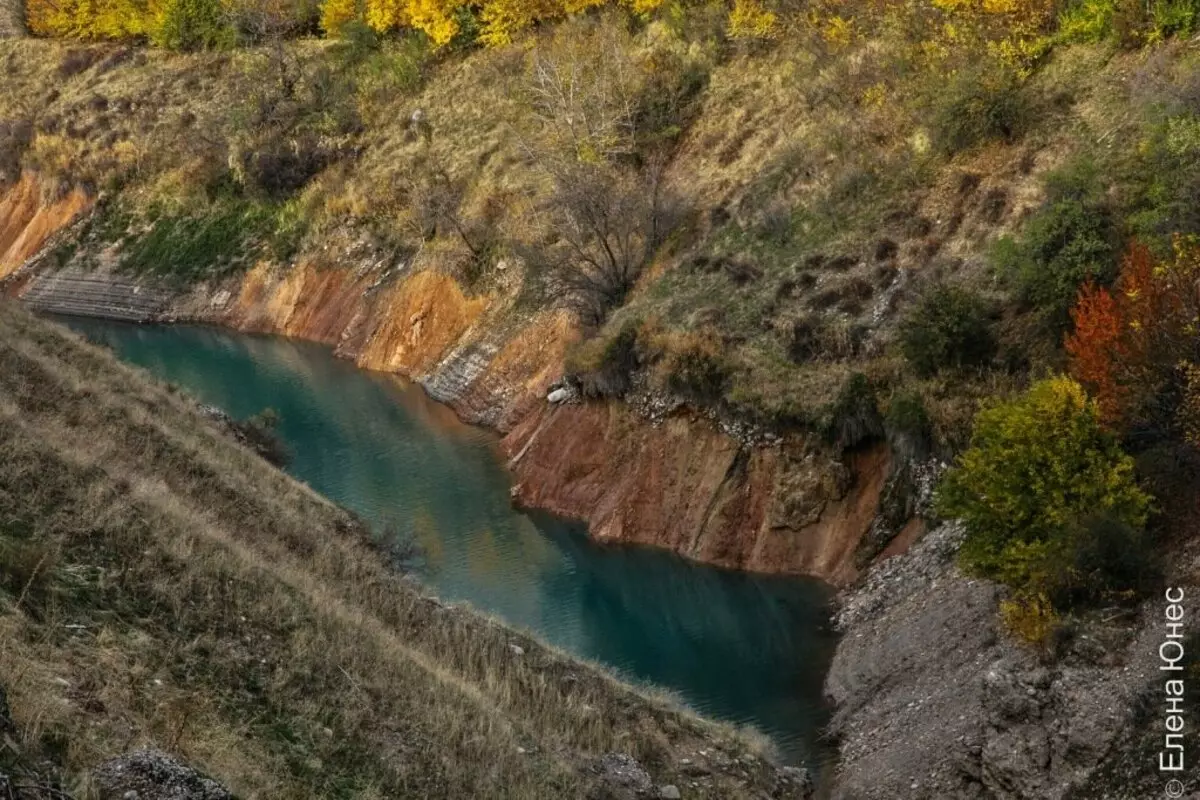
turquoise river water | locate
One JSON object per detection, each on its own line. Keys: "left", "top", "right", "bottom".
{"left": 61, "top": 317, "right": 838, "bottom": 769}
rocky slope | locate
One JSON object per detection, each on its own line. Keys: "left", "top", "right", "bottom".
{"left": 0, "top": 176, "right": 889, "bottom": 584}
{"left": 826, "top": 522, "right": 1200, "bottom": 799}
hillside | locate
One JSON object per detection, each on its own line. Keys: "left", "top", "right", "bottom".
{"left": 5, "top": 0, "right": 1200, "bottom": 796}
{"left": 0, "top": 302, "right": 809, "bottom": 799}
{"left": 0, "top": 19, "right": 1170, "bottom": 583}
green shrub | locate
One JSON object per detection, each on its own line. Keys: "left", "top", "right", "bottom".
{"left": 152, "top": 0, "right": 235, "bottom": 51}
{"left": 1057, "top": 0, "right": 1148, "bottom": 45}
{"left": 1150, "top": 0, "right": 1200, "bottom": 37}
{"left": 884, "top": 390, "right": 933, "bottom": 461}
{"left": 898, "top": 286, "right": 996, "bottom": 377}
{"left": 1127, "top": 113, "right": 1200, "bottom": 248}
{"left": 930, "top": 64, "right": 1027, "bottom": 155}
{"left": 993, "top": 159, "right": 1119, "bottom": 326}
{"left": 1054, "top": 514, "right": 1161, "bottom": 606}
{"left": 1057, "top": 0, "right": 1119, "bottom": 42}
{"left": 937, "top": 376, "right": 1152, "bottom": 598}
{"left": 825, "top": 372, "right": 884, "bottom": 450}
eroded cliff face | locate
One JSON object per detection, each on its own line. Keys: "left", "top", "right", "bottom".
{"left": 0, "top": 173, "right": 90, "bottom": 280}
{"left": 505, "top": 402, "right": 887, "bottom": 582}
{"left": 1, "top": 179, "right": 892, "bottom": 584}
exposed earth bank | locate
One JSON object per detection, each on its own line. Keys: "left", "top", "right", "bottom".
{"left": 0, "top": 172, "right": 892, "bottom": 586}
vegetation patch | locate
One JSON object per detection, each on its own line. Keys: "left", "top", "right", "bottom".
{"left": 937, "top": 377, "right": 1153, "bottom": 606}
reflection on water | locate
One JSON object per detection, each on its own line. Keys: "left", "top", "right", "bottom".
{"left": 61, "top": 317, "right": 839, "bottom": 768}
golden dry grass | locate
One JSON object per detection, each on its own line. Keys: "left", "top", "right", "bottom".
{"left": 0, "top": 302, "right": 793, "bottom": 799}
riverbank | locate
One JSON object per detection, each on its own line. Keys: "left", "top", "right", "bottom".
{"left": 59, "top": 314, "right": 841, "bottom": 767}
{"left": 0, "top": 300, "right": 815, "bottom": 799}
{"left": 0, "top": 178, "right": 890, "bottom": 586}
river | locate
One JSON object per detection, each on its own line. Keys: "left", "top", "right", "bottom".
{"left": 60, "top": 316, "right": 839, "bottom": 770}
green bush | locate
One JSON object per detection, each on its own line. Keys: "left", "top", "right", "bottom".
{"left": 825, "top": 373, "right": 884, "bottom": 450}
{"left": 885, "top": 390, "right": 933, "bottom": 461}
{"left": 1057, "top": 0, "right": 1149, "bottom": 45}
{"left": 898, "top": 286, "right": 996, "bottom": 377}
{"left": 937, "top": 376, "right": 1152, "bottom": 599}
{"left": 152, "top": 0, "right": 235, "bottom": 51}
{"left": 1057, "top": 0, "right": 1120, "bottom": 42}
{"left": 993, "top": 159, "right": 1119, "bottom": 326}
{"left": 1150, "top": 0, "right": 1200, "bottom": 37}
{"left": 1127, "top": 113, "right": 1200, "bottom": 249}
{"left": 931, "top": 64, "right": 1027, "bottom": 155}
{"left": 1055, "top": 514, "right": 1161, "bottom": 606}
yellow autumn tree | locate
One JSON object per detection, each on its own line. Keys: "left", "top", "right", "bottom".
{"left": 364, "top": 0, "right": 406, "bottom": 31}
{"left": 620, "top": 0, "right": 663, "bottom": 15}
{"left": 402, "top": 0, "right": 457, "bottom": 44}
{"left": 478, "top": 0, "right": 566, "bottom": 46}
{"left": 320, "top": 0, "right": 359, "bottom": 34}
{"left": 27, "top": 0, "right": 158, "bottom": 38}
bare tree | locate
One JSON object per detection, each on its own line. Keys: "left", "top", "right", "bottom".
{"left": 516, "top": 21, "right": 686, "bottom": 325}
{"left": 525, "top": 32, "right": 640, "bottom": 163}
{"left": 532, "top": 158, "right": 674, "bottom": 326}
{"left": 402, "top": 164, "right": 491, "bottom": 260}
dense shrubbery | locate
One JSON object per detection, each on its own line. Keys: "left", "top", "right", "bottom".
{"left": 993, "top": 159, "right": 1120, "bottom": 326}
{"left": 24, "top": 0, "right": 762, "bottom": 49}
{"left": 28, "top": 0, "right": 234, "bottom": 48}
{"left": 153, "top": 0, "right": 236, "bottom": 50}
{"left": 825, "top": 373, "right": 884, "bottom": 450}
{"left": 1058, "top": 0, "right": 1200, "bottom": 44}
{"left": 899, "top": 286, "right": 996, "bottom": 377}
{"left": 33, "top": 0, "right": 1192, "bottom": 54}
{"left": 1126, "top": 108, "right": 1200, "bottom": 247}
{"left": 930, "top": 63, "right": 1028, "bottom": 155}
{"left": 938, "top": 377, "right": 1153, "bottom": 602}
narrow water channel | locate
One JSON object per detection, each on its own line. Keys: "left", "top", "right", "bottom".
{"left": 61, "top": 316, "right": 839, "bottom": 769}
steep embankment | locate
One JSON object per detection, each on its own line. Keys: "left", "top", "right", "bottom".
{"left": 0, "top": 172, "right": 88, "bottom": 280}
{"left": 0, "top": 176, "right": 885, "bottom": 584}
{"left": 0, "top": 301, "right": 815, "bottom": 800}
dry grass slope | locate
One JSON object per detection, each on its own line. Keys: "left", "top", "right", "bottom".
{"left": 0, "top": 303, "right": 797, "bottom": 799}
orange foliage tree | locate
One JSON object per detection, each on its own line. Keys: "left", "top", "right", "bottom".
{"left": 1066, "top": 238, "right": 1200, "bottom": 435}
